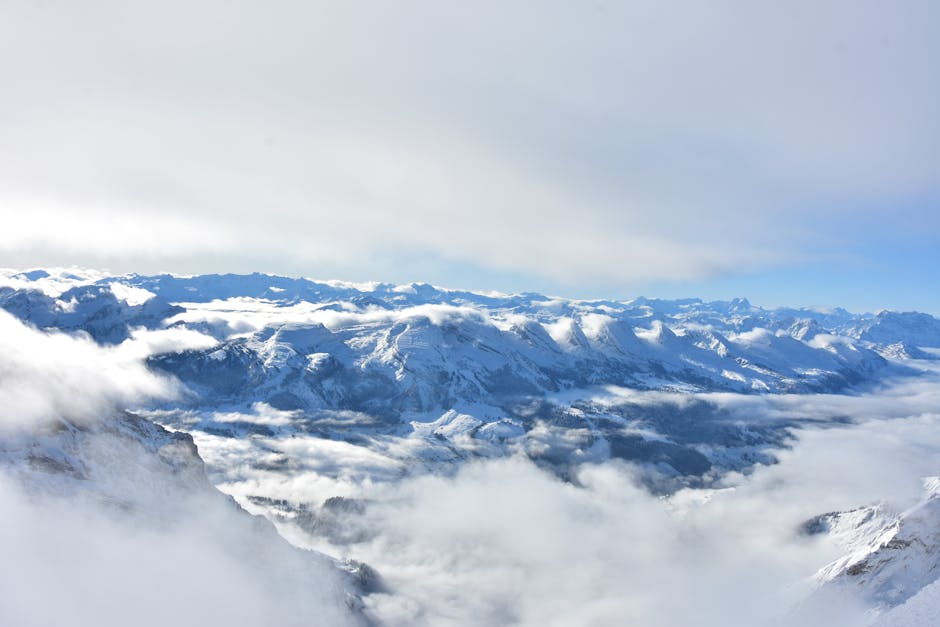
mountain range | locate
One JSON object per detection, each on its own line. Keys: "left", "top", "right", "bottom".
{"left": 2, "top": 267, "right": 939, "bottom": 625}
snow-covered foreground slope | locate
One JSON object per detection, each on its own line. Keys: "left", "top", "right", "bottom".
{"left": 0, "top": 414, "right": 375, "bottom": 626}
{"left": 3, "top": 268, "right": 940, "bottom": 625}
{"left": 873, "top": 578, "right": 940, "bottom": 626}
{"left": 803, "top": 477, "right": 940, "bottom": 617}
{"left": 0, "top": 310, "right": 371, "bottom": 626}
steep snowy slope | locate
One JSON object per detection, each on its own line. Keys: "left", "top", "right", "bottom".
{"left": 0, "top": 410, "right": 374, "bottom": 626}
{"left": 0, "top": 304, "right": 375, "bottom": 626}
{"left": 805, "top": 477, "right": 940, "bottom": 620}
{"left": 872, "top": 577, "right": 940, "bottom": 626}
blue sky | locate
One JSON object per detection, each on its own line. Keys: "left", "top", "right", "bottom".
{"left": 1, "top": 1, "right": 937, "bottom": 313}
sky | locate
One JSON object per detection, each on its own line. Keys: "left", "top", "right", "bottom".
{"left": 0, "top": 0, "right": 937, "bottom": 313}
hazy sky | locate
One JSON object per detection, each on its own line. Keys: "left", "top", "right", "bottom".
{"left": 1, "top": 1, "right": 937, "bottom": 312}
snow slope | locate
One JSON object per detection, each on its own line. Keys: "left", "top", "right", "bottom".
{"left": 807, "top": 477, "right": 940, "bottom": 621}
{"left": 0, "top": 410, "right": 374, "bottom": 626}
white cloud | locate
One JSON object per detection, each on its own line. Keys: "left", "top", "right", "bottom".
{"left": 108, "top": 281, "right": 155, "bottom": 306}
{"left": 234, "top": 367, "right": 940, "bottom": 626}
{"left": 212, "top": 402, "right": 299, "bottom": 427}
{"left": 0, "top": 308, "right": 357, "bottom": 626}
{"left": 0, "top": 267, "right": 105, "bottom": 297}
{"left": 166, "top": 297, "right": 490, "bottom": 337}
{"left": 0, "top": 310, "right": 177, "bottom": 430}
{"left": 319, "top": 405, "right": 940, "bottom": 627}
{"left": 0, "top": 475, "right": 357, "bottom": 627}
{"left": 0, "top": 1, "right": 935, "bottom": 287}
{"left": 305, "top": 457, "right": 854, "bottom": 626}
{"left": 117, "top": 326, "right": 220, "bottom": 359}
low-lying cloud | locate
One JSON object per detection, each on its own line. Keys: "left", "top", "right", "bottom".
{"left": 0, "top": 310, "right": 177, "bottom": 430}
{"left": 0, "top": 474, "right": 358, "bottom": 627}
{"left": 0, "top": 311, "right": 358, "bottom": 626}
{"left": 214, "top": 366, "right": 940, "bottom": 626}
{"left": 326, "top": 412, "right": 939, "bottom": 626}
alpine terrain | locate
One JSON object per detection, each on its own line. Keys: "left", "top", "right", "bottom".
{"left": 2, "top": 268, "right": 940, "bottom": 626}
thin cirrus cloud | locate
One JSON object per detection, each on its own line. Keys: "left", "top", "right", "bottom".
{"left": 0, "top": 1, "right": 937, "bottom": 292}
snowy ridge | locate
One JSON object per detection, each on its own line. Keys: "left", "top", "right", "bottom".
{"left": 0, "top": 269, "right": 926, "bottom": 400}
{"left": 808, "top": 477, "right": 940, "bottom": 618}
{"left": 2, "top": 269, "right": 937, "bottom": 481}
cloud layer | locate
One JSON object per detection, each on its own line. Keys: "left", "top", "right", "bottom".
{"left": 1, "top": 1, "right": 937, "bottom": 290}
{"left": 194, "top": 365, "right": 940, "bottom": 626}
{"left": 320, "top": 409, "right": 940, "bottom": 626}
{"left": 0, "top": 471, "right": 357, "bottom": 627}
{"left": 0, "top": 309, "right": 223, "bottom": 430}
{"left": 0, "top": 311, "right": 176, "bottom": 430}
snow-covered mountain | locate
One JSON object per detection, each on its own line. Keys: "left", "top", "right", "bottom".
{"left": 798, "top": 476, "right": 940, "bottom": 623}
{"left": 4, "top": 268, "right": 940, "bottom": 625}
{"left": 2, "top": 268, "right": 933, "bottom": 479}
{"left": 0, "top": 407, "right": 376, "bottom": 626}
